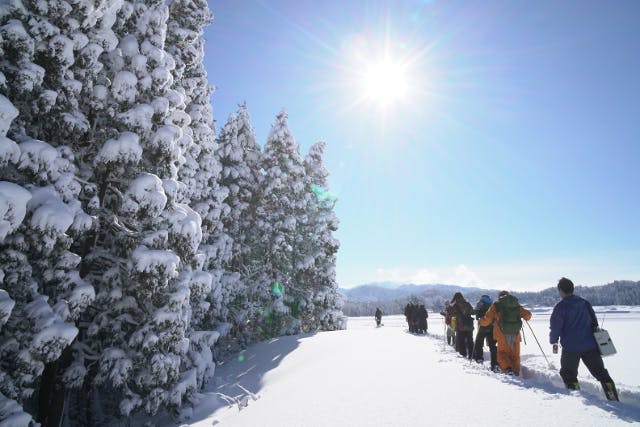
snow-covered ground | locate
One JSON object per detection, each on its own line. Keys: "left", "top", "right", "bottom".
{"left": 167, "top": 308, "right": 640, "bottom": 426}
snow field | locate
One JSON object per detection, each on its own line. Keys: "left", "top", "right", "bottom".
{"left": 170, "top": 312, "right": 640, "bottom": 427}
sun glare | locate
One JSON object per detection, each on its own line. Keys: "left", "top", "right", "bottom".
{"left": 362, "top": 60, "right": 408, "bottom": 106}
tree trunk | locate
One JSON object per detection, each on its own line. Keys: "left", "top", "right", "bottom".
{"left": 36, "top": 344, "right": 72, "bottom": 426}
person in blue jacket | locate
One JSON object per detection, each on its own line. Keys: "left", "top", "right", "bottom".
{"left": 549, "top": 277, "right": 619, "bottom": 401}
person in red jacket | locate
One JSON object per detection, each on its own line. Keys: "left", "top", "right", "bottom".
{"left": 480, "top": 291, "right": 531, "bottom": 376}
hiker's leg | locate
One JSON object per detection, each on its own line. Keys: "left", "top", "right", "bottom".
{"left": 455, "top": 331, "right": 462, "bottom": 354}
{"left": 487, "top": 333, "right": 498, "bottom": 370}
{"left": 466, "top": 331, "right": 474, "bottom": 358}
{"left": 497, "top": 347, "right": 510, "bottom": 373}
{"left": 513, "top": 340, "right": 521, "bottom": 376}
{"left": 581, "top": 348, "right": 612, "bottom": 383}
{"left": 560, "top": 349, "right": 580, "bottom": 388}
{"left": 472, "top": 329, "right": 486, "bottom": 360}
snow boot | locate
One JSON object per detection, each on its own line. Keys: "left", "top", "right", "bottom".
{"left": 601, "top": 381, "right": 619, "bottom": 401}
{"left": 567, "top": 382, "right": 580, "bottom": 391}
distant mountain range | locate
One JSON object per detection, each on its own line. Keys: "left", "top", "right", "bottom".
{"left": 339, "top": 280, "right": 640, "bottom": 317}
{"left": 339, "top": 283, "right": 487, "bottom": 302}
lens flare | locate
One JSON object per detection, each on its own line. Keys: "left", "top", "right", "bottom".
{"left": 310, "top": 184, "right": 337, "bottom": 201}
{"left": 272, "top": 282, "right": 284, "bottom": 296}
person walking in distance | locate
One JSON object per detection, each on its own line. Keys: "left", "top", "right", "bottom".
{"left": 550, "top": 277, "right": 619, "bottom": 401}
{"left": 375, "top": 307, "right": 383, "bottom": 327}
{"left": 404, "top": 302, "right": 413, "bottom": 332}
{"left": 417, "top": 304, "right": 428, "bottom": 334}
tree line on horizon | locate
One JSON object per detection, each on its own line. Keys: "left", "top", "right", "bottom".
{"left": 341, "top": 280, "right": 640, "bottom": 317}
{"left": 0, "top": 0, "right": 344, "bottom": 424}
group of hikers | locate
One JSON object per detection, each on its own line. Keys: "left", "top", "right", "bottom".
{"left": 376, "top": 277, "right": 620, "bottom": 402}
{"left": 441, "top": 289, "right": 530, "bottom": 377}
{"left": 404, "top": 303, "right": 429, "bottom": 334}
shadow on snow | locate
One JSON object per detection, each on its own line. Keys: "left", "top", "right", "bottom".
{"left": 428, "top": 331, "right": 640, "bottom": 424}
{"left": 173, "top": 333, "right": 316, "bottom": 425}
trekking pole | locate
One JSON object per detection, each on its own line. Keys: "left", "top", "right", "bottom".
{"left": 520, "top": 324, "right": 527, "bottom": 345}
{"left": 443, "top": 318, "right": 447, "bottom": 344}
{"left": 525, "top": 320, "right": 552, "bottom": 368}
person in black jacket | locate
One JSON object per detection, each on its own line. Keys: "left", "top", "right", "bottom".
{"left": 472, "top": 295, "right": 497, "bottom": 371}
{"left": 375, "top": 307, "right": 383, "bottom": 327}
{"left": 404, "top": 303, "right": 413, "bottom": 332}
{"left": 417, "top": 304, "right": 428, "bottom": 334}
{"left": 550, "top": 277, "right": 618, "bottom": 400}
{"left": 451, "top": 292, "right": 474, "bottom": 358}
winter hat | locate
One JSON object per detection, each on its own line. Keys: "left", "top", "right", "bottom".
{"left": 557, "top": 277, "right": 574, "bottom": 294}
{"left": 498, "top": 290, "right": 509, "bottom": 298}
{"left": 451, "top": 292, "right": 463, "bottom": 303}
{"left": 480, "top": 295, "right": 492, "bottom": 304}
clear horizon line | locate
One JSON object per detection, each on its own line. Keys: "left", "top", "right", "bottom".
{"left": 339, "top": 278, "right": 639, "bottom": 292}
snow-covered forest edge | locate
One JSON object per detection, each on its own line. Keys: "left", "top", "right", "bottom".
{"left": 0, "top": 0, "right": 344, "bottom": 425}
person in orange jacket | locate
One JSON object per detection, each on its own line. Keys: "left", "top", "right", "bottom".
{"left": 479, "top": 290, "right": 532, "bottom": 376}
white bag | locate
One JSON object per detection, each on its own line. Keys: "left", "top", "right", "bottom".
{"left": 594, "top": 329, "right": 617, "bottom": 357}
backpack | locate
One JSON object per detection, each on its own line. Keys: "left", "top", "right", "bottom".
{"left": 475, "top": 301, "right": 490, "bottom": 320}
{"left": 460, "top": 301, "right": 474, "bottom": 328}
{"left": 496, "top": 294, "right": 522, "bottom": 335}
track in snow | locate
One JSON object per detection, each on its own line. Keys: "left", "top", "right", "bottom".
{"left": 167, "top": 315, "right": 640, "bottom": 426}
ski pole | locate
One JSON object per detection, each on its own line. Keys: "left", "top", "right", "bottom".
{"left": 521, "top": 324, "right": 527, "bottom": 345}
{"left": 525, "top": 320, "right": 552, "bottom": 368}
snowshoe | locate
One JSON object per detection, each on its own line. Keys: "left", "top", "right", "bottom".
{"left": 602, "top": 382, "right": 619, "bottom": 401}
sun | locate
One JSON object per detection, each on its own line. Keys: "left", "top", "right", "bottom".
{"left": 361, "top": 59, "right": 409, "bottom": 106}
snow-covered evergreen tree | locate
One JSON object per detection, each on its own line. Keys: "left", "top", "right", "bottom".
{"left": 0, "top": 4, "right": 94, "bottom": 421}
{"left": 78, "top": 0, "right": 202, "bottom": 417}
{"left": 254, "top": 111, "right": 314, "bottom": 337}
{"left": 303, "top": 142, "right": 346, "bottom": 331}
{"left": 165, "top": 0, "right": 226, "bottom": 394}
{"left": 216, "top": 105, "right": 262, "bottom": 266}
{"left": 214, "top": 104, "right": 262, "bottom": 346}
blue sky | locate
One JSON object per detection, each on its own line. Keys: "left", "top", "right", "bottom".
{"left": 204, "top": 1, "right": 640, "bottom": 290}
